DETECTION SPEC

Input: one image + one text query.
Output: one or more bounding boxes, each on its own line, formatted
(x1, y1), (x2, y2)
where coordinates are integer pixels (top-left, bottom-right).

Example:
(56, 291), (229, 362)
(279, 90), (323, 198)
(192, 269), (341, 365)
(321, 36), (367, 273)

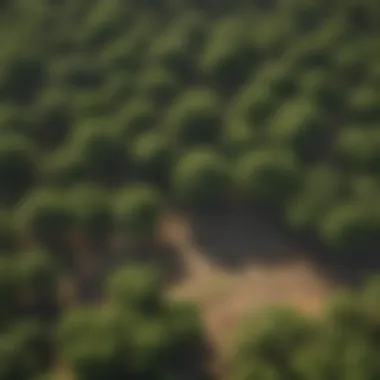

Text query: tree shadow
(183, 206), (380, 290)
(300, 237), (380, 289)
(186, 207), (300, 270)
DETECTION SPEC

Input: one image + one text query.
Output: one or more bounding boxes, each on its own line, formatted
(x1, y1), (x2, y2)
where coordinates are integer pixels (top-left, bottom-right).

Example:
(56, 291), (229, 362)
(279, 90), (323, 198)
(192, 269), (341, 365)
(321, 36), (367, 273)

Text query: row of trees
(0, 2), (378, 257)
(2, 134), (380, 254)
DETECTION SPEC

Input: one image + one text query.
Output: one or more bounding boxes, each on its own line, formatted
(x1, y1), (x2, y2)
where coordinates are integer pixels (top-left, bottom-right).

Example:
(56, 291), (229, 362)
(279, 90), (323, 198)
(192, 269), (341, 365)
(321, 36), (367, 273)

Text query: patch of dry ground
(159, 212), (333, 369)
(55, 210), (335, 379)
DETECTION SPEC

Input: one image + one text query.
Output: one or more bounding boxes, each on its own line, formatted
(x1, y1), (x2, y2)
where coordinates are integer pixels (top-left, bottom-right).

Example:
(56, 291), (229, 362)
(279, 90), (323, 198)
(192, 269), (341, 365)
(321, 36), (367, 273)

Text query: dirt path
(159, 212), (333, 368)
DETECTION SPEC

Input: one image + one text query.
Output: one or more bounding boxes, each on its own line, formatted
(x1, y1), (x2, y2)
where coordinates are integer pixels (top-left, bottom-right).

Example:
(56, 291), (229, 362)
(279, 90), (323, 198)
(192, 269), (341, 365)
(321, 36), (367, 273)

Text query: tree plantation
(0, 0), (380, 379)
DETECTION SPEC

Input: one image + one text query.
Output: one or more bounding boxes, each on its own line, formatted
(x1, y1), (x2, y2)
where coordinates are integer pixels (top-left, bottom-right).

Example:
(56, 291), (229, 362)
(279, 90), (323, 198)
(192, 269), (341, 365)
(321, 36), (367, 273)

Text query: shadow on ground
(187, 207), (306, 269)
(184, 207), (380, 288)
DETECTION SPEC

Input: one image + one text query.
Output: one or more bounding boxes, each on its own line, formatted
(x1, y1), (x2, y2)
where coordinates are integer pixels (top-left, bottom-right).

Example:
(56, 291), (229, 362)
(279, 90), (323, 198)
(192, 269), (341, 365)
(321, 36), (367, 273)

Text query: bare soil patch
(159, 211), (334, 370)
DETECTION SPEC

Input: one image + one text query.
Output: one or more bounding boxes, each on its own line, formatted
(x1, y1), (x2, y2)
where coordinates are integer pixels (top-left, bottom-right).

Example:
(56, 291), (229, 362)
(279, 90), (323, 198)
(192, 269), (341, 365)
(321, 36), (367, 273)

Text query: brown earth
(158, 211), (334, 372)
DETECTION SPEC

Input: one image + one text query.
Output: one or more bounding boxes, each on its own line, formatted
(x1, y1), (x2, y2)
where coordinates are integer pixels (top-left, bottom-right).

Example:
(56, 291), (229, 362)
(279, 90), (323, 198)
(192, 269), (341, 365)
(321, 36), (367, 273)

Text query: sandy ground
(159, 212), (333, 368)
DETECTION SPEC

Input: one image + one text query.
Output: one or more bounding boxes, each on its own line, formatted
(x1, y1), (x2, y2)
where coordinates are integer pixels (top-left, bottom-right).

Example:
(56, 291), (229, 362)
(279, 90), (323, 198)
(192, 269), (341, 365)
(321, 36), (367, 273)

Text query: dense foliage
(0, 0), (380, 379)
(231, 277), (380, 380)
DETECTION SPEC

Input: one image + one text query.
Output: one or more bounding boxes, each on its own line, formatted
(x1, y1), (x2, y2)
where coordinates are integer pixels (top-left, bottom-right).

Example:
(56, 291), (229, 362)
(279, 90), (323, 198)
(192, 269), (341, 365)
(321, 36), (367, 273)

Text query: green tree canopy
(235, 148), (301, 208)
(165, 89), (222, 147)
(171, 148), (232, 209)
(0, 133), (37, 206)
(113, 185), (163, 241)
(58, 265), (209, 380)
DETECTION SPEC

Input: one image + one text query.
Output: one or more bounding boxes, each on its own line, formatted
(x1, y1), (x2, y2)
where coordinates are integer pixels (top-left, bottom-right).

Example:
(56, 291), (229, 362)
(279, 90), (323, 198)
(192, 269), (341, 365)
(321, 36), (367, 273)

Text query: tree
(235, 148), (301, 208)
(58, 265), (210, 380)
(0, 53), (47, 105)
(299, 69), (346, 114)
(221, 116), (259, 159)
(0, 251), (58, 379)
(200, 17), (258, 95)
(52, 56), (105, 90)
(114, 98), (157, 144)
(317, 200), (380, 252)
(165, 89), (222, 147)
(0, 320), (51, 380)
(332, 41), (369, 85)
(66, 184), (113, 244)
(16, 250), (59, 320)
(0, 255), (22, 324)
(106, 265), (164, 312)
(171, 148), (232, 209)
(77, 0), (126, 51)
(113, 185), (163, 241)
(230, 277), (380, 380)
(230, 308), (316, 380)
(16, 189), (74, 249)
(233, 80), (278, 127)
(0, 133), (37, 206)
(69, 120), (129, 185)
(286, 165), (345, 232)
(0, 210), (17, 252)
(348, 84), (380, 123)
(268, 98), (329, 163)
(147, 17), (198, 83)
(254, 61), (298, 100)
(136, 66), (179, 107)
(131, 131), (174, 187)
(30, 88), (74, 149)
(42, 145), (87, 187)
(335, 127), (380, 172)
